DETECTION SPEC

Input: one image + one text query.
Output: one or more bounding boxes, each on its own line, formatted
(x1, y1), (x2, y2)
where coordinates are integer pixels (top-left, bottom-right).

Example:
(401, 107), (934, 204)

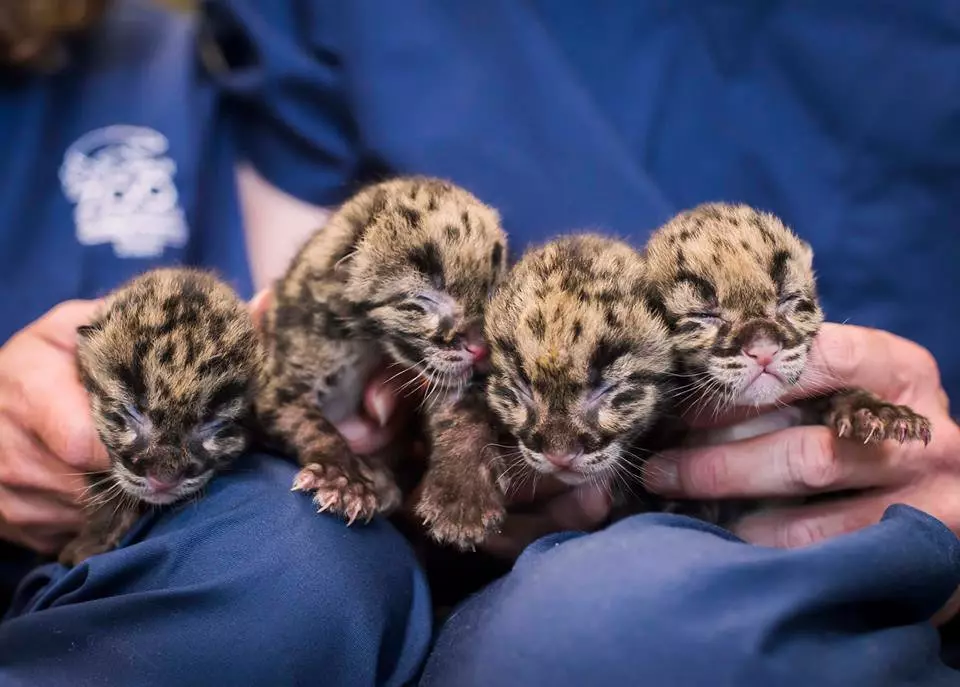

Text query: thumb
(33, 299), (103, 352)
(249, 288), (273, 330)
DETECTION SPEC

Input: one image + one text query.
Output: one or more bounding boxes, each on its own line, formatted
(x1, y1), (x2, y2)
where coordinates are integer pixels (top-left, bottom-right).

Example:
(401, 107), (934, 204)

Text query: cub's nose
(743, 337), (782, 368)
(543, 450), (582, 469)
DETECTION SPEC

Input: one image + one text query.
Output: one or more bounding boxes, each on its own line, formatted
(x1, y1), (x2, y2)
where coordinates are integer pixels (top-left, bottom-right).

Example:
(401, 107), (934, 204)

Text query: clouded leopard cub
(644, 202), (932, 447)
(62, 268), (263, 566)
(258, 177), (507, 531)
(422, 234), (676, 547)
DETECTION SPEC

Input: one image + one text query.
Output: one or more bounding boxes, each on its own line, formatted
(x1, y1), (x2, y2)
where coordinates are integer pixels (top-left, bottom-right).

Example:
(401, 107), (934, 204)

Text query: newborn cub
(62, 268), (263, 566)
(258, 177), (507, 526)
(644, 202), (931, 445)
(483, 235), (674, 488)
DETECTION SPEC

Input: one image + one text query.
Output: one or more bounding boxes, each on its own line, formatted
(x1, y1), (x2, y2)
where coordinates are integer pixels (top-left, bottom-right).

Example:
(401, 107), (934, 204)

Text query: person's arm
(236, 162), (332, 291)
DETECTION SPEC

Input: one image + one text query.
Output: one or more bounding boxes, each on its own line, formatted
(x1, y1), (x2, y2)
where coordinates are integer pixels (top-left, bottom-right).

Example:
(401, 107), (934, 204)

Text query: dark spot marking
(589, 339), (632, 383)
(491, 242), (504, 268)
(674, 321), (703, 335)
(389, 336), (425, 367)
(611, 388), (645, 409)
(369, 188), (389, 216)
(527, 309), (547, 341)
(676, 271), (717, 303)
(407, 241), (445, 288)
(398, 206), (421, 228)
(206, 379), (249, 416)
(395, 301), (427, 314)
(444, 225), (460, 241)
(770, 250), (790, 292)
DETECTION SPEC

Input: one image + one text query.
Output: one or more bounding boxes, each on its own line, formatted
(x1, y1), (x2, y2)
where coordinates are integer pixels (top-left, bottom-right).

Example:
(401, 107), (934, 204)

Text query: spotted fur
(257, 176), (508, 526)
(483, 234), (675, 488)
(644, 202), (930, 448)
(61, 267), (263, 566)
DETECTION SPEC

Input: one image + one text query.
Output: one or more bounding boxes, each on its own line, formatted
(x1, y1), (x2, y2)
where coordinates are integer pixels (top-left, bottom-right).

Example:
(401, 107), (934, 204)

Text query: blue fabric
(208, 0), (960, 403)
(0, 452), (433, 687)
(0, 0), (251, 346)
(0, 2), (434, 682)
(0, 0), (251, 610)
(421, 506), (960, 686)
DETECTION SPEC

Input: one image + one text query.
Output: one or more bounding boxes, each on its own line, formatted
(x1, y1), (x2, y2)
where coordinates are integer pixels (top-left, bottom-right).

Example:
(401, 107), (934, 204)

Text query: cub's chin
(732, 372), (790, 407)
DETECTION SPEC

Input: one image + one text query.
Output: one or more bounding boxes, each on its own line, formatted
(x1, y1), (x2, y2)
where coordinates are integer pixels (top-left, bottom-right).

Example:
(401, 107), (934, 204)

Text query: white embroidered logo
(60, 125), (188, 258)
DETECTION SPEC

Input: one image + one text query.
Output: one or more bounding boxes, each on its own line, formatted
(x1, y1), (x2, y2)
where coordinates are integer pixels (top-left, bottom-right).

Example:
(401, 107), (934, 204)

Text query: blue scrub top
(0, 0), (252, 346)
(0, 0), (253, 608)
(205, 0), (960, 401)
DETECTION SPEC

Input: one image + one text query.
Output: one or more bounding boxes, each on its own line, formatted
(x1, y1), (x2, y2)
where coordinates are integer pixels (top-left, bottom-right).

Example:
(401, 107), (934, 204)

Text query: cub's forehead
(647, 204), (813, 298)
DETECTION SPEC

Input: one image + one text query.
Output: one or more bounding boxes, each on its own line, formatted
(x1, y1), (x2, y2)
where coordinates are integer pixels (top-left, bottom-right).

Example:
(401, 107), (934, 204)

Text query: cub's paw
(58, 536), (110, 568)
(830, 397), (932, 446)
(293, 463), (401, 525)
(416, 477), (505, 551)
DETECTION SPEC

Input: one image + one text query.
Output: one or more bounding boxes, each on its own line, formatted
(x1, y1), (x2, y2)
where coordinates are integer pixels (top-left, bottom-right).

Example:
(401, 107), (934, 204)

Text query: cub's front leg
(802, 388), (932, 445)
(417, 387), (506, 550)
(258, 355), (401, 525)
(60, 488), (145, 567)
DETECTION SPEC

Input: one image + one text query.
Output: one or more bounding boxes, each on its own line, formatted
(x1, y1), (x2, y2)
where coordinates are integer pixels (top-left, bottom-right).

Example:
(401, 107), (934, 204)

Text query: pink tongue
(147, 476), (178, 492)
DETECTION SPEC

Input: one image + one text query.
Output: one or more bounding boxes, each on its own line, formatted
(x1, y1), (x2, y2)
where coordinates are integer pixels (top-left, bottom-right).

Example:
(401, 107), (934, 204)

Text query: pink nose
(147, 475), (180, 492)
(464, 342), (489, 362)
(743, 338), (782, 368)
(543, 451), (580, 468)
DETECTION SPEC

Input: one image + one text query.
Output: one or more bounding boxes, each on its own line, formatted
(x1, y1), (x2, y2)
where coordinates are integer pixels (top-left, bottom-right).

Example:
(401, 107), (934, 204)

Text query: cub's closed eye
(586, 381), (618, 405)
(198, 419), (229, 436)
(777, 294), (801, 308)
(122, 405), (146, 427)
(415, 293), (442, 307)
(687, 312), (723, 323)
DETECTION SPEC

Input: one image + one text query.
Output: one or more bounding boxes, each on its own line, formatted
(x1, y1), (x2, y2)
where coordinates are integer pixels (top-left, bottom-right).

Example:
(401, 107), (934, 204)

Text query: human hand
(0, 301), (110, 554)
(642, 323), (960, 550)
(249, 288), (417, 455)
(477, 475), (613, 559)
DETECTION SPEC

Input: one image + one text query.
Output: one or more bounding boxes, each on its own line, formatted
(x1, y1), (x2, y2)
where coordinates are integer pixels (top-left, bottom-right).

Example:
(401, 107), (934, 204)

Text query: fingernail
(369, 391), (391, 427)
(643, 455), (680, 493)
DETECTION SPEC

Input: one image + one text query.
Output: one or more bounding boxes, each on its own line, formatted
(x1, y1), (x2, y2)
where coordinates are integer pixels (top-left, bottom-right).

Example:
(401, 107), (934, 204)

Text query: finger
(504, 474), (572, 506)
(364, 378), (399, 428)
(28, 391), (110, 471)
(248, 288), (273, 329)
(730, 489), (894, 548)
(481, 482), (612, 558)
(642, 426), (916, 500)
(931, 584), (960, 627)
(682, 324), (940, 430)
(0, 420), (91, 504)
(31, 299), (103, 353)
(782, 323), (938, 404)
(364, 365), (422, 426)
(0, 518), (76, 556)
(9, 351), (111, 471)
(334, 415), (396, 455)
(0, 483), (84, 535)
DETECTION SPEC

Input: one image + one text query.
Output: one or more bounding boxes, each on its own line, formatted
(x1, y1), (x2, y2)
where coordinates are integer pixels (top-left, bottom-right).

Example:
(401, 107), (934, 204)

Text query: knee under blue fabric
(422, 506), (960, 687)
(0, 453), (432, 687)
